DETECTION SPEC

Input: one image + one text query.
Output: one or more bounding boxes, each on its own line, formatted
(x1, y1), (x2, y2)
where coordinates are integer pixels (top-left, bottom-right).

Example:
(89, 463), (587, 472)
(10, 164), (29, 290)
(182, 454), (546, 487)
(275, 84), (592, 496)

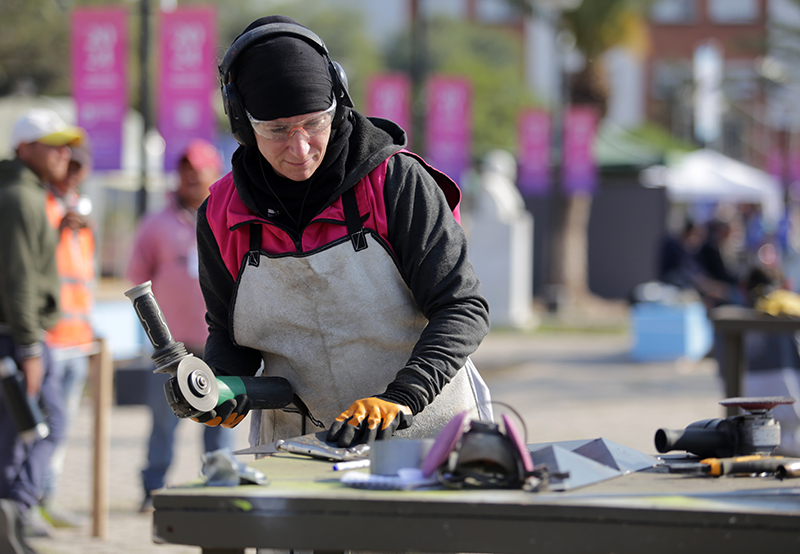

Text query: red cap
(182, 139), (222, 173)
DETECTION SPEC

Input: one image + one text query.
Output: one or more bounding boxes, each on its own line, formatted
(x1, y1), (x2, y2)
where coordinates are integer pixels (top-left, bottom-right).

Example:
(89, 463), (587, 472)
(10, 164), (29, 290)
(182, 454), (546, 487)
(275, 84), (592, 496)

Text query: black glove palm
(327, 397), (413, 447)
(191, 394), (251, 429)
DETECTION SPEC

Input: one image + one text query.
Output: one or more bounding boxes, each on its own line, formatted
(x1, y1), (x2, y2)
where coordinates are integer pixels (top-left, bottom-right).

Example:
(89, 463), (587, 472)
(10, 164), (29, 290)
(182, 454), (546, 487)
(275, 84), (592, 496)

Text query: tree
(385, 16), (539, 162)
(0, 0), (73, 96)
(0, 0), (383, 132)
(558, 2), (648, 314)
(508, 0), (653, 315)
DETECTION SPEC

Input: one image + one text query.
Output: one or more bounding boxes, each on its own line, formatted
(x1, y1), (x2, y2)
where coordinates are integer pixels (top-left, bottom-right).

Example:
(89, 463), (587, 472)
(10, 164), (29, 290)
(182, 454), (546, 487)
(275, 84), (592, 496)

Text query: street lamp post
(524, 0), (583, 311)
(137, 0), (152, 219)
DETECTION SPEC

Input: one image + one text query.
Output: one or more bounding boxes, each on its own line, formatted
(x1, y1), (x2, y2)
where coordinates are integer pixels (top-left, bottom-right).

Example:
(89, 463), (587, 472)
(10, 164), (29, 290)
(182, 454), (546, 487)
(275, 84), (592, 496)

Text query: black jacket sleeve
(376, 153), (490, 414)
(197, 200), (263, 377)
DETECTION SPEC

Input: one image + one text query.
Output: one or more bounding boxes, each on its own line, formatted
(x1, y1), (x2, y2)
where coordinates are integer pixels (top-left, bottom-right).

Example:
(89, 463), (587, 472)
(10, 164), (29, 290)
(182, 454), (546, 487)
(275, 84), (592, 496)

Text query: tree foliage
(386, 16), (538, 159)
(0, 0), (383, 109)
(1, 0), (546, 159)
(0, 0), (73, 96)
(504, 0), (654, 114)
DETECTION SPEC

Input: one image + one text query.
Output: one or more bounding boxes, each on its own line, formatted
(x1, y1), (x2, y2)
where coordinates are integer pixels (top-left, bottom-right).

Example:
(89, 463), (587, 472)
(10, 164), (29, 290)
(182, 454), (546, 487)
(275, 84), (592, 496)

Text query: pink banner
(71, 8), (128, 171)
(517, 109), (551, 196)
(767, 148), (784, 184)
(790, 150), (800, 186)
(767, 146), (800, 189)
(425, 76), (471, 183)
(366, 74), (412, 146)
(561, 106), (599, 195)
(157, 7), (217, 171)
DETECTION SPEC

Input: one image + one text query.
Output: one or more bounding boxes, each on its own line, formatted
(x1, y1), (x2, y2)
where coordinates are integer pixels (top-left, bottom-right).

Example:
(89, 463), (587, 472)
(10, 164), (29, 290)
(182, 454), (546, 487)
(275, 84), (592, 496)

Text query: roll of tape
(370, 438), (434, 475)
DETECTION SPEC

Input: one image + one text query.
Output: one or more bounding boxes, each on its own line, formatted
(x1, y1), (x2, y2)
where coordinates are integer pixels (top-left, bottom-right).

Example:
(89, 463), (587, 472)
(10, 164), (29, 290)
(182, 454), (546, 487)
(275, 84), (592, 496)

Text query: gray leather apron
(231, 190), (490, 445)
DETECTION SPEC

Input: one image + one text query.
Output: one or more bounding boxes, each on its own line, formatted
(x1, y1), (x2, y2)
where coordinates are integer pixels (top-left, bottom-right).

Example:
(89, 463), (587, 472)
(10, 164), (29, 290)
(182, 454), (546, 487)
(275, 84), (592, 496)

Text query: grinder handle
(125, 281), (189, 373)
(217, 375), (295, 410)
(124, 281), (176, 352)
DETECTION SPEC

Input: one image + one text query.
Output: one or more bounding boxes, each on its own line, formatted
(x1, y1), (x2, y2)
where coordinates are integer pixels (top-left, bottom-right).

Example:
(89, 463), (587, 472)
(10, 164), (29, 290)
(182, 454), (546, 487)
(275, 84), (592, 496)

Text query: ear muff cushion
(330, 61), (353, 128)
(221, 81), (255, 147)
(422, 410), (468, 477)
(502, 413), (534, 473)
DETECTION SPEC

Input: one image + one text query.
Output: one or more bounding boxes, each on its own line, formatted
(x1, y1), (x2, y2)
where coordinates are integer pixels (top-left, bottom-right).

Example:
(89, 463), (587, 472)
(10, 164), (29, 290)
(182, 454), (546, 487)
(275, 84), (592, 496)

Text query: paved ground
(26, 327), (724, 554)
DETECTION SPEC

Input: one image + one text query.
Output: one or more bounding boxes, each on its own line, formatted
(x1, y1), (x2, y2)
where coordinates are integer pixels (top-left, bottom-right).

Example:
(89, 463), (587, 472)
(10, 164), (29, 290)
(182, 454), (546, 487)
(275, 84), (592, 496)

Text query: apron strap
(247, 223), (261, 267)
(342, 188), (368, 252)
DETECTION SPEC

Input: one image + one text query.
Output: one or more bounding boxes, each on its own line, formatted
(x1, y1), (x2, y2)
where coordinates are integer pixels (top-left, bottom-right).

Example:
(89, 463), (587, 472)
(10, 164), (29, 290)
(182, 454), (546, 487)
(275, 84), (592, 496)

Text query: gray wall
(587, 173), (668, 300)
(524, 172), (668, 301)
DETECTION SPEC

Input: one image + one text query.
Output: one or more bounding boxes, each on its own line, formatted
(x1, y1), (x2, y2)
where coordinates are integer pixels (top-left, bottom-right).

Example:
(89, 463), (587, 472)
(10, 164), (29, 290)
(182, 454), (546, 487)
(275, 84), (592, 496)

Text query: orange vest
(45, 192), (96, 350)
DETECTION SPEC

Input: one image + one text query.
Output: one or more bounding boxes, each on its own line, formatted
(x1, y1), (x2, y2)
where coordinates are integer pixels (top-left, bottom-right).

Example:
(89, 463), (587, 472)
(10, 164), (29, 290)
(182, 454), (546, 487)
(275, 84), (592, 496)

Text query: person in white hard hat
(0, 107), (83, 554)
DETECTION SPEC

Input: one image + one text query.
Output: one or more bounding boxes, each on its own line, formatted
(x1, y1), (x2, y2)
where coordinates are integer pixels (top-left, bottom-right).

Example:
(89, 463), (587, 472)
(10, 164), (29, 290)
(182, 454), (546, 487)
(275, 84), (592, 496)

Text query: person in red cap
(126, 139), (232, 513)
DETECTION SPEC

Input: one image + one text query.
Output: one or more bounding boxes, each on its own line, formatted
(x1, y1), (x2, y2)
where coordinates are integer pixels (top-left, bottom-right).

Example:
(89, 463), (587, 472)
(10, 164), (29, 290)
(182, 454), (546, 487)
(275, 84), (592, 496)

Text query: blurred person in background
(695, 219), (743, 296)
(36, 140), (96, 532)
(658, 219), (706, 291)
(0, 107), (83, 554)
(126, 139), (233, 513)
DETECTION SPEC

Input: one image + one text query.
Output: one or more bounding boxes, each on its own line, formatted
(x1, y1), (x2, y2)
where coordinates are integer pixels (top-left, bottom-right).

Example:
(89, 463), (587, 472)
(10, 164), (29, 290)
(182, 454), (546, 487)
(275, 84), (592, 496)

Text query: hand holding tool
(125, 281), (294, 419)
(327, 397), (413, 447)
(192, 393), (251, 428)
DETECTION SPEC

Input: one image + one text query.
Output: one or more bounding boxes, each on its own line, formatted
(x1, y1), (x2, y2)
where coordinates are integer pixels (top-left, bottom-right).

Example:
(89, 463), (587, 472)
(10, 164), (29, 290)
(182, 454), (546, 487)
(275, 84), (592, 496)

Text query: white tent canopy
(640, 148), (784, 226)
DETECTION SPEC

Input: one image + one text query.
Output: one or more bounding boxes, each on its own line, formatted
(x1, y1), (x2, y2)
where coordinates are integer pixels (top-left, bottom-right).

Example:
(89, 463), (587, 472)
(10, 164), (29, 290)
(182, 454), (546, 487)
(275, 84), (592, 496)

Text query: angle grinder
(654, 396), (796, 458)
(125, 281), (294, 419)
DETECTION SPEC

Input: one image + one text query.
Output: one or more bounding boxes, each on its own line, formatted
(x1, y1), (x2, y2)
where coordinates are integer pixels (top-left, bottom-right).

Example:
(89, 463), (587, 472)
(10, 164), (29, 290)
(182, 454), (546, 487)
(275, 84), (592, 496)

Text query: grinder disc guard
(719, 396), (796, 412)
(173, 356), (219, 415)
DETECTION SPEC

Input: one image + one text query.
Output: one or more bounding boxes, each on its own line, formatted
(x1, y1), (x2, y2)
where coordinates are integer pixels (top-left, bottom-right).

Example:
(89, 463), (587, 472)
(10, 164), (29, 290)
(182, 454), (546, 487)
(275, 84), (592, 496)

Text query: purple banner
(790, 151), (800, 187)
(768, 148), (785, 186)
(425, 76), (471, 183)
(367, 74), (412, 146)
(71, 8), (128, 171)
(561, 106), (599, 196)
(157, 7), (217, 171)
(767, 146), (800, 189)
(517, 109), (551, 196)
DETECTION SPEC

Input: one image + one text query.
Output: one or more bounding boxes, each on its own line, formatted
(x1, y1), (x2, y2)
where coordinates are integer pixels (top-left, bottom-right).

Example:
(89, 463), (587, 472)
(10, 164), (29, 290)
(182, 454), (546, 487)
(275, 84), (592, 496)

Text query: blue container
(630, 302), (713, 361)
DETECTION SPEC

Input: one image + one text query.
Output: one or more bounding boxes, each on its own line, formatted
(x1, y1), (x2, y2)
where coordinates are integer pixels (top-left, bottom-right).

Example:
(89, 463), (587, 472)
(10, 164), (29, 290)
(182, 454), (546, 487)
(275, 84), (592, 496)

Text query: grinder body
(655, 397), (794, 458)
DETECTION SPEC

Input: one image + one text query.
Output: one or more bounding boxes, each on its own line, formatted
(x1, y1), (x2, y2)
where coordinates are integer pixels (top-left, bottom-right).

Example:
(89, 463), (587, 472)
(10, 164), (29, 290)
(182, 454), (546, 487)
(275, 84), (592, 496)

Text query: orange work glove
(191, 394), (251, 429)
(326, 397), (413, 447)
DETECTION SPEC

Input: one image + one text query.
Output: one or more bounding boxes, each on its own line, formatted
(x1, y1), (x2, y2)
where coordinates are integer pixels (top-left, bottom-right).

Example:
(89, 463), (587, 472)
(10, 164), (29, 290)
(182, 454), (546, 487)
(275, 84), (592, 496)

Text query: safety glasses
(247, 100), (336, 142)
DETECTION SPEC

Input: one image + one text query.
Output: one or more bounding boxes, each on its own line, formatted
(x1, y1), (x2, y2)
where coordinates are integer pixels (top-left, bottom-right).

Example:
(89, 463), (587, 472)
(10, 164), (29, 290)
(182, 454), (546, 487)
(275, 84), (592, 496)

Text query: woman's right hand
(191, 394), (252, 428)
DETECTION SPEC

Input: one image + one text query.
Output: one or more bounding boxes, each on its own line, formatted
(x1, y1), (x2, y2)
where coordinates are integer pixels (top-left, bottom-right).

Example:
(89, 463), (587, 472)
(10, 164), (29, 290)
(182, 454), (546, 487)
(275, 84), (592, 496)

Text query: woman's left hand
(327, 397), (413, 446)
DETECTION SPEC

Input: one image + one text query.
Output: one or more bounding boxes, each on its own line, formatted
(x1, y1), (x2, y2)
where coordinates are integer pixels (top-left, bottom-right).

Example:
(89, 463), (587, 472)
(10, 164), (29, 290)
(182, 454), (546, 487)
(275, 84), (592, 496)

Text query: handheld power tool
(125, 281), (294, 419)
(655, 396), (796, 459)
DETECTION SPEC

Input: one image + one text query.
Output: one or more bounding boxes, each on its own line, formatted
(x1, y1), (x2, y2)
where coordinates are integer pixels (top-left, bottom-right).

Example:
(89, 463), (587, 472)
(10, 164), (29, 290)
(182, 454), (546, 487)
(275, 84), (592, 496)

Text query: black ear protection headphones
(218, 21), (354, 147)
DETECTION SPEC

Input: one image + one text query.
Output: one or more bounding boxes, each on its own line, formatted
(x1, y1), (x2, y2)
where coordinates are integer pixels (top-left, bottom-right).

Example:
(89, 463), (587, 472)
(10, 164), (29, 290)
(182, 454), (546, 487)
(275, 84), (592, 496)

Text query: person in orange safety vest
(38, 140), (96, 533)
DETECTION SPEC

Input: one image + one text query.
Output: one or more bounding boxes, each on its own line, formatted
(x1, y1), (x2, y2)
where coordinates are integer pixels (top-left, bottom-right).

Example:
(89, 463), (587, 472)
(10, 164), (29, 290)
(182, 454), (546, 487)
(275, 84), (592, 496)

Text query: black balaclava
(233, 16), (332, 121)
(231, 15), (352, 236)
